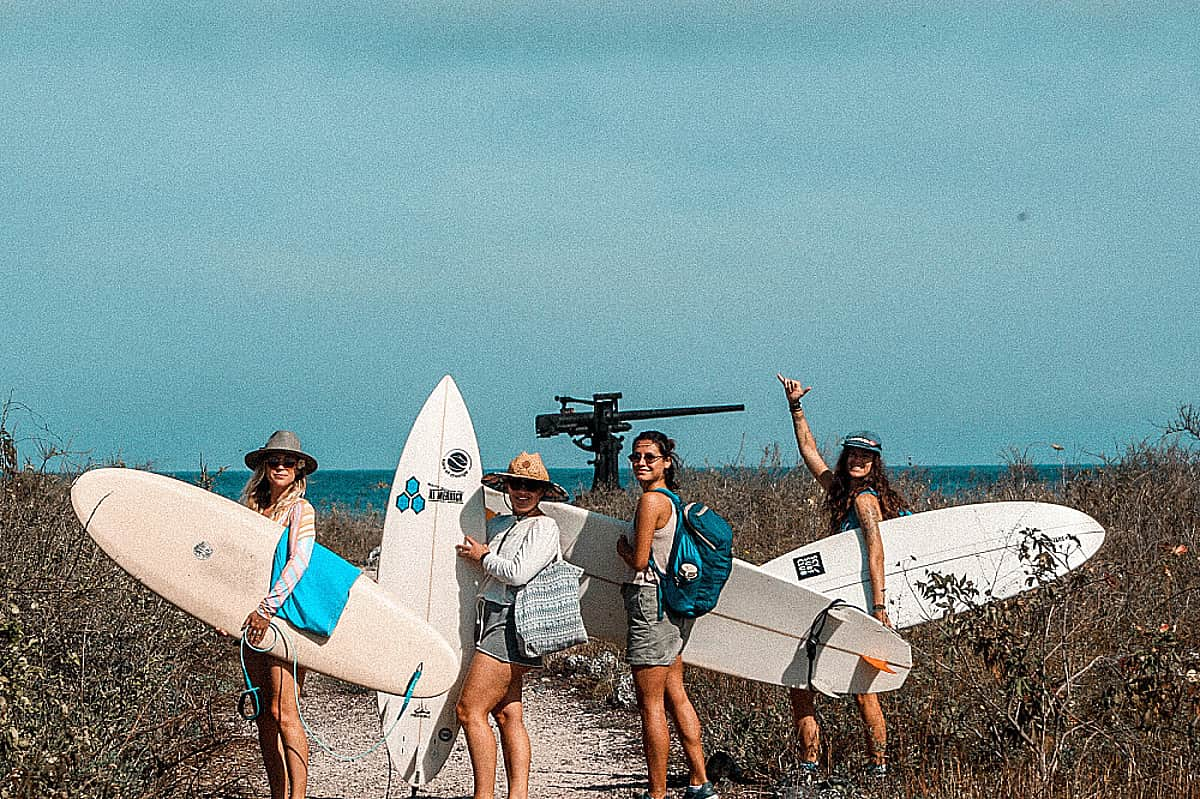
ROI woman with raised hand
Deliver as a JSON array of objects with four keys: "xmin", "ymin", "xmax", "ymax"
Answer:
[
  {"xmin": 455, "ymin": 452, "xmax": 567, "ymax": 799},
  {"xmin": 776, "ymin": 373, "xmax": 910, "ymax": 783},
  {"xmin": 239, "ymin": 430, "xmax": 320, "ymax": 799},
  {"xmin": 616, "ymin": 431, "xmax": 717, "ymax": 799}
]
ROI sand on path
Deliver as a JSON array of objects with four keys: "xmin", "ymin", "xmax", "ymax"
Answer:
[{"xmin": 238, "ymin": 669, "xmax": 647, "ymax": 799}]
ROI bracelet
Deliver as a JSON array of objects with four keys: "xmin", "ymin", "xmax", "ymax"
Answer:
[
  {"xmin": 872, "ymin": 604, "xmax": 886, "ymax": 612},
  {"xmin": 789, "ymin": 399, "xmax": 804, "ymax": 412}
]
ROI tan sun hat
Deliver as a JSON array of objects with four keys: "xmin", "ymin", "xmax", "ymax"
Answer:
[
  {"xmin": 244, "ymin": 430, "xmax": 318, "ymax": 474},
  {"xmin": 481, "ymin": 451, "xmax": 569, "ymax": 502}
]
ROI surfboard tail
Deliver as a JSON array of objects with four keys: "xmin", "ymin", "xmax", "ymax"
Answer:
[{"xmin": 860, "ymin": 654, "xmax": 897, "ymax": 674}]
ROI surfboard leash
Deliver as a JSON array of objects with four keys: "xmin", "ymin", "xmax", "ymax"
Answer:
[
  {"xmin": 803, "ymin": 598, "xmax": 849, "ymax": 697},
  {"xmin": 239, "ymin": 623, "xmax": 423, "ymax": 762},
  {"xmin": 804, "ymin": 598, "xmax": 902, "ymax": 695}
]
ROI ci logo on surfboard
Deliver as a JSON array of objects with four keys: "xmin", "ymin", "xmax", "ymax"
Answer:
[
  {"xmin": 396, "ymin": 477, "xmax": 426, "ymax": 514},
  {"xmin": 396, "ymin": 476, "xmax": 465, "ymax": 513}
]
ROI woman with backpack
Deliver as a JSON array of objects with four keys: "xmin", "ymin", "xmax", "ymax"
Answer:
[
  {"xmin": 616, "ymin": 431, "xmax": 717, "ymax": 799},
  {"xmin": 776, "ymin": 374, "xmax": 911, "ymax": 782}
]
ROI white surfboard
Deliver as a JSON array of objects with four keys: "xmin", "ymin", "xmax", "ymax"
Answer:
[
  {"xmin": 376, "ymin": 376, "xmax": 483, "ymax": 786},
  {"xmin": 760, "ymin": 502, "xmax": 1105, "ymax": 630},
  {"xmin": 484, "ymin": 489, "xmax": 912, "ymax": 696},
  {"xmin": 70, "ymin": 467, "xmax": 457, "ymax": 697}
]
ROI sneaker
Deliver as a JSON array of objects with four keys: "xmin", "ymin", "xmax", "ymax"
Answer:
[
  {"xmin": 684, "ymin": 782, "xmax": 719, "ymax": 799},
  {"xmin": 794, "ymin": 761, "xmax": 821, "ymax": 783},
  {"xmin": 774, "ymin": 763, "xmax": 822, "ymax": 799},
  {"xmin": 862, "ymin": 762, "xmax": 887, "ymax": 780}
]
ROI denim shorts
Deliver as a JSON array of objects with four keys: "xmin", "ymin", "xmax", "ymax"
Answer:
[
  {"xmin": 474, "ymin": 599, "xmax": 543, "ymax": 669},
  {"xmin": 622, "ymin": 583, "xmax": 693, "ymax": 667}
]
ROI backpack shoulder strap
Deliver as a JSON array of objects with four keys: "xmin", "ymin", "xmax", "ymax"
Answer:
[
  {"xmin": 645, "ymin": 488, "xmax": 684, "ymax": 620},
  {"xmin": 650, "ymin": 487, "xmax": 682, "ymax": 506}
]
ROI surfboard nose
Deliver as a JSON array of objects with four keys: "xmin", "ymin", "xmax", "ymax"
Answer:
[{"xmin": 70, "ymin": 467, "xmax": 122, "ymax": 531}]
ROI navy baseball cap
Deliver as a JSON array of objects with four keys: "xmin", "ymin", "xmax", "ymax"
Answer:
[{"xmin": 841, "ymin": 431, "xmax": 882, "ymax": 454}]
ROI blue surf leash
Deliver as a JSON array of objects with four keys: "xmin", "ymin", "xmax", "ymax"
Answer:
[{"xmin": 239, "ymin": 622, "xmax": 423, "ymax": 762}]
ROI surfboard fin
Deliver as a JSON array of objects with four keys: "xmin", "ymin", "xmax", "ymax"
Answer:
[{"xmin": 860, "ymin": 654, "xmax": 896, "ymax": 673}]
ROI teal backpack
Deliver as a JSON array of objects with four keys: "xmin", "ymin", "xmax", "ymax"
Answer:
[{"xmin": 648, "ymin": 488, "xmax": 734, "ymax": 619}]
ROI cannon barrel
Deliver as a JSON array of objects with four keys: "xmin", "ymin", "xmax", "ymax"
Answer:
[
  {"xmin": 535, "ymin": 394, "xmax": 744, "ymax": 490},
  {"xmin": 535, "ymin": 404, "xmax": 744, "ymax": 438},
  {"xmin": 612, "ymin": 404, "xmax": 745, "ymax": 422}
]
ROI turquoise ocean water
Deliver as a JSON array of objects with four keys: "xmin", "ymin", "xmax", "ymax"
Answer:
[{"xmin": 168, "ymin": 464, "xmax": 1084, "ymax": 512}]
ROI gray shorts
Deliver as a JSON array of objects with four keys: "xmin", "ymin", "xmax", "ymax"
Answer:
[
  {"xmin": 622, "ymin": 583, "xmax": 693, "ymax": 667},
  {"xmin": 475, "ymin": 599, "xmax": 543, "ymax": 669}
]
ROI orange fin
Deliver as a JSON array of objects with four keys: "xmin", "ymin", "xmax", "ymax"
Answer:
[{"xmin": 861, "ymin": 654, "xmax": 896, "ymax": 674}]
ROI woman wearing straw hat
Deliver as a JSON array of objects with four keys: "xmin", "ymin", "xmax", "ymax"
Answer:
[
  {"xmin": 455, "ymin": 452, "xmax": 567, "ymax": 799},
  {"xmin": 239, "ymin": 430, "xmax": 322, "ymax": 799},
  {"xmin": 617, "ymin": 431, "xmax": 716, "ymax": 799},
  {"xmin": 776, "ymin": 374, "xmax": 911, "ymax": 783}
]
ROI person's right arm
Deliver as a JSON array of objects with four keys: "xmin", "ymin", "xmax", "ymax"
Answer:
[
  {"xmin": 777, "ymin": 373, "xmax": 833, "ymax": 492},
  {"xmin": 478, "ymin": 516, "xmax": 558, "ymax": 587}
]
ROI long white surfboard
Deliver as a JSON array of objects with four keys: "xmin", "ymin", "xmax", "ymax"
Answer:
[
  {"xmin": 70, "ymin": 468, "xmax": 457, "ymax": 697},
  {"xmin": 376, "ymin": 376, "xmax": 483, "ymax": 786},
  {"xmin": 760, "ymin": 502, "xmax": 1105, "ymax": 630},
  {"xmin": 483, "ymin": 489, "xmax": 912, "ymax": 696}
]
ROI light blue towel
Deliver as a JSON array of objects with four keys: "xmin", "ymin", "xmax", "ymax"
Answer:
[{"xmin": 269, "ymin": 529, "xmax": 361, "ymax": 638}]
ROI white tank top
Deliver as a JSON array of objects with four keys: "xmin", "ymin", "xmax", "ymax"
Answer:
[{"xmin": 629, "ymin": 501, "xmax": 677, "ymax": 586}]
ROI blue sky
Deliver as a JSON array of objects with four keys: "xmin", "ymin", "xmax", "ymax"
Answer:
[{"xmin": 2, "ymin": 3, "xmax": 1197, "ymax": 470}]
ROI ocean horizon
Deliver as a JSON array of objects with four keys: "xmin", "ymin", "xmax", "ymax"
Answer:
[{"xmin": 168, "ymin": 463, "xmax": 1086, "ymax": 512}]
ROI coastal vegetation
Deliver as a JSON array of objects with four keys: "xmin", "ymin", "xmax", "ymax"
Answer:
[{"xmin": 1, "ymin": 403, "xmax": 1197, "ymax": 797}]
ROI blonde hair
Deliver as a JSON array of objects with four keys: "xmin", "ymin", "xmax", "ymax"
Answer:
[{"xmin": 240, "ymin": 463, "xmax": 308, "ymax": 521}]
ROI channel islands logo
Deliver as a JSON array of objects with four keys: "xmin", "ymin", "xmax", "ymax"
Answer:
[
  {"xmin": 442, "ymin": 449, "xmax": 471, "ymax": 478},
  {"xmin": 396, "ymin": 476, "xmax": 425, "ymax": 514}
]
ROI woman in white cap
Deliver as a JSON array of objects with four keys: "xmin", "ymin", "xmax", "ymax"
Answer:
[
  {"xmin": 455, "ymin": 452, "xmax": 567, "ymax": 799},
  {"xmin": 777, "ymin": 374, "xmax": 911, "ymax": 783},
  {"xmin": 240, "ymin": 430, "xmax": 321, "ymax": 799},
  {"xmin": 616, "ymin": 430, "xmax": 716, "ymax": 799}
]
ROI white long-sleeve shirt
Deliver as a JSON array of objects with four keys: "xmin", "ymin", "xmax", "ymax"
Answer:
[{"xmin": 478, "ymin": 514, "xmax": 561, "ymax": 605}]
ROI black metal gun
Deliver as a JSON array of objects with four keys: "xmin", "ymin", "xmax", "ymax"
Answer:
[{"xmin": 536, "ymin": 393, "xmax": 744, "ymax": 491}]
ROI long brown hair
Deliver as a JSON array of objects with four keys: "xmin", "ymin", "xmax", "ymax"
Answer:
[
  {"xmin": 632, "ymin": 430, "xmax": 680, "ymax": 491},
  {"xmin": 825, "ymin": 448, "xmax": 908, "ymax": 532}
]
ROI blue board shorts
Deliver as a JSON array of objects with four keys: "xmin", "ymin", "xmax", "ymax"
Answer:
[{"xmin": 622, "ymin": 583, "xmax": 694, "ymax": 667}]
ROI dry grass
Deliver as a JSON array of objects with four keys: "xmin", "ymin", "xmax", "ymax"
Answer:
[
  {"xmin": 567, "ymin": 443, "xmax": 1200, "ymax": 798},
  {"xmin": 0, "ymin": 470, "xmax": 248, "ymax": 799},
  {"xmin": 3, "ymin": 402, "xmax": 1197, "ymax": 798}
]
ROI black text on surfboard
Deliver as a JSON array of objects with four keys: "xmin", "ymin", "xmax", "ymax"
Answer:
[{"xmin": 792, "ymin": 552, "xmax": 826, "ymax": 580}]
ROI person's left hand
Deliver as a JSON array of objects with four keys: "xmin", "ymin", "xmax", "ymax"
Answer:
[
  {"xmin": 456, "ymin": 535, "xmax": 488, "ymax": 562},
  {"xmin": 242, "ymin": 610, "xmax": 270, "ymax": 647},
  {"xmin": 874, "ymin": 607, "xmax": 892, "ymax": 630}
]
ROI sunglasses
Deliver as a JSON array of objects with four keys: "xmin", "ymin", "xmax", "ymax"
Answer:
[
  {"xmin": 627, "ymin": 453, "xmax": 664, "ymax": 465},
  {"xmin": 506, "ymin": 477, "xmax": 544, "ymax": 492},
  {"xmin": 266, "ymin": 457, "xmax": 299, "ymax": 469}
]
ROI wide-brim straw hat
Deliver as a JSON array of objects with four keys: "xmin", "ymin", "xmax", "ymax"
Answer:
[
  {"xmin": 481, "ymin": 451, "xmax": 568, "ymax": 502},
  {"xmin": 244, "ymin": 430, "xmax": 319, "ymax": 474}
]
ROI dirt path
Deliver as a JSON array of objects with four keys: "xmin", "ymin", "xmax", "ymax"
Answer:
[{"xmin": 236, "ymin": 670, "xmax": 650, "ymax": 799}]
